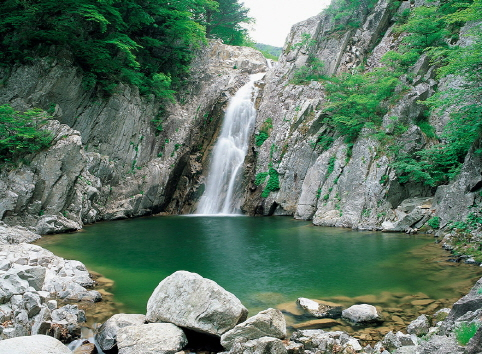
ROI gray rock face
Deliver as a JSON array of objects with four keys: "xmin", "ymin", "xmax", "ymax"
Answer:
[
  {"xmin": 466, "ymin": 325, "xmax": 482, "ymax": 354},
  {"xmin": 290, "ymin": 329, "xmax": 362, "ymax": 352},
  {"xmin": 116, "ymin": 323, "xmax": 187, "ymax": 354},
  {"xmin": 221, "ymin": 308, "xmax": 286, "ymax": 350},
  {"xmin": 0, "ymin": 222, "xmax": 40, "ymax": 244},
  {"xmin": 96, "ymin": 313, "xmax": 146, "ymax": 351},
  {"xmin": 228, "ymin": 337, "xmax": 288, "ymax": 354},
  {"xmin": 439, "ymin": 277, "xmax": 482, "ymax": 334},
  {"xmin": 407, "ymin": 314, "xmax": 430, "ymax": 336},
  {"xmin": 0, "ymin": 334, "xmax": 71, "ymax": 354},
  {"xmin": 146, "ymin": 271, "xmax": 248, "ymax": 336},
  {"xmin": 296, "ymin": 298, "xmax": 342, "ymax": 319},
  {"xmin": 341, "ymin": 304, "xmax": 381, "ymax": 324},
  {"xmin": 0, "ymin": 242, "xmax": 98, "ymax": 341},
  {"xmin": 0, "ymin": 40, "xmax": 267, "ymax": 229},
  {"xmin": 418, "ymin": 335, "xmax": 464, "ymax": 354}
]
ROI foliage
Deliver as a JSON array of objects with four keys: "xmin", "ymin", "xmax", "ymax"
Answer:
[
  {"xmin": 205, "ymin": 0, "xmax": 252, "ymax": 45},
  {"xmin": 255, "ymin": 131, "xmax": 269, "ymax": 147},
  {"xmin": 455, "ymin": 322, "xmax": 480, "ymax": 345},
  {"xmin": 322, "ymin": 67, "xmax": 402, "ymax": 143},
  {"xmin": 324, "ymin": 0, "xmax": 379, "ymax": 31},
  {"xmin": 427, "ymin": 216, "xmax": 441, "ymax": 229},
  {"xmin": 261, "ymin": 168, "xmax": 280, "ymax": 198},
  {"xmin": 0, "ymin": 104, "xmax": 53, "ymax": 165},
  {"xmin": 291, "ymin": 56, "xmax": 326, "ymax": 84},
  {"xmin": 387, "ymin": 0, "xmax": 482, "ymax": 186},
  {"xmin": 255, "ymin": 118, "xmax": 273, "ymax": 147},
  {"xmin": 326, "ymin": 156, "xmax": 336, "ymax": 177},
  {"xmin": 254, "ymin": 43, "xmax": 282, "ymax": 60},
  {"xmin": 0, "ymin": 0, "xmax": 250, "ymax": 97},
  {"xmin": 313, "ymin": 135, "xmax": 334, "ymax": 152},
  {"xmin": 254, "ymin": 172, "xmax": 268, "ymax": 185}
]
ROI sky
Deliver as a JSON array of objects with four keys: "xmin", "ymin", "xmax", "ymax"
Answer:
[{"xmin": 241, "ymin": 0, "xmax": 333, "ymax": 47}]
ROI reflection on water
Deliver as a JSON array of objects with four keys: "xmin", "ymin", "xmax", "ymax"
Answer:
[{"xmin": 36, "ymin": 215, "xmax": 482, "ymax": 336}]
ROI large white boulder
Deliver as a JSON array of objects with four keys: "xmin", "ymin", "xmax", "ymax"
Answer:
[
  {"xmin": 221, "ymin": 308, "xmax": 286, "ymax": 350},
  {"xmin": 0, "ymin": 334, "xmax": 71, "ymax": 354},
  {"xmin": 116, "ymin": 323, "xmax": 187, "ymax": 354},
  {"xmin": 341, "ymin": 304, "xmax": 382, "ymax": 324},
  {"xmin": 146, "ymin": 271, "xmax": 248, "ymax": 336}
]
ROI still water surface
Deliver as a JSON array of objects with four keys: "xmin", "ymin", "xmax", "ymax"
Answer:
[{"xmin": 36, "ymin": 216, "xmax": 482, "ymax": 316}]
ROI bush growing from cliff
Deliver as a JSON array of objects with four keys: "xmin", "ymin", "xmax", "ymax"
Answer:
[
  {"xmin": 455, "ymin": 322, "xmax": 480, "ymax": 345},
  {"xmin": 0, "ymin": 104, "xmax": 53, "ymax": 165}
]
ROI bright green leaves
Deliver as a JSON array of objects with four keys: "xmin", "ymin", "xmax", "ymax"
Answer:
[
  {"xmin": 322, "ymin": 67, "xmax": 402, "ymax": 143},
  {"xmin": 0, "ymin": 105, "xmax": 53, "ymax": 165},
  {"xmin": 395, "ymin": 6, "xmax": 448, "ymax": 51},
  {"xmin": 206, "ymin": 0, "xmax": 252, "ymax": 45},
  {"xmin": 0, "ymin": 0, "xmax": 230, "ymax": 98}
]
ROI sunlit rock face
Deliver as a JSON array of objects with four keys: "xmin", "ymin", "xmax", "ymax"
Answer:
[{"xmin": 240, "ymin": 0, "xmax": 479, "ymax": 234}]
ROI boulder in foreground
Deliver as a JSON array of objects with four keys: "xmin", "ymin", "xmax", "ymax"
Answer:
[
  {"xmin": 146, "ymin": 271, "xmax": 248, "ymax": 336},
  {"xmin": 0, "ymin": 334, "xmax": 71, "ymax": 354},
  {"xmin": 116, "ymin": 323, "xmax": 187, "ymax": 354},
  {"xmin": 221, "ymin": 308, "xmax": 286, "ymax": 350}
]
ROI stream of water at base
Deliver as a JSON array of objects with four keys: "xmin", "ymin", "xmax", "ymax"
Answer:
[{"xmin": 36, "ymin": 215, "xmax": 482, "ymax": 333}]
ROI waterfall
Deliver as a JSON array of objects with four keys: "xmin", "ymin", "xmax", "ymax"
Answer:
[{"xmin": 196, "ymin": 73, "xmax": 265, "ymax": 215}]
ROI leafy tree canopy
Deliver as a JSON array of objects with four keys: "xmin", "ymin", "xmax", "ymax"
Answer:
[
  {"xmin": 206, "ymin": 0, "xmax": 252, "ymax": 45},
  {"xmin": 0, "ymin": 0, "xmax": 251, "ymax": 97}
]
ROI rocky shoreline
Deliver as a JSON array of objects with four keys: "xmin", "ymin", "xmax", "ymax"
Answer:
[{"xmin": 0, "ymin": 224, "xmax": 482, "ymax": 354}]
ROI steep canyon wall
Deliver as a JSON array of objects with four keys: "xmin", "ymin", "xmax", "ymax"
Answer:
[{"xmin": 0, "ymin": 0, "xmax": 480, "ymax": 237}]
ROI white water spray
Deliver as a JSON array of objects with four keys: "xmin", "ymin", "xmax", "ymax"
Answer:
[{"xmin": 196, "ymin": 73, "xmax": 265, "ymax": 215}]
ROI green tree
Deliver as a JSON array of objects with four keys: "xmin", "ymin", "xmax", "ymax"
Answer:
[
  {"xmin": 0, "ymin": 105, "xmax": 53, "ymax": 165},
  {"xmin": 0, "ymin": 0, "xmax": 216, "ymax": 97},
  {"xmin": 206, "ymin": 0, "xmax": 252, "ymax": 45}
]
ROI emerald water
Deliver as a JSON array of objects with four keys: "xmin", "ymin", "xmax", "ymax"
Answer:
[{"xmin": 37, "ymin": 216, "xmax": 482, "ymax": 320}]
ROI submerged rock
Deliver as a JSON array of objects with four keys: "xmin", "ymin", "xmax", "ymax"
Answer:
[
  {"xmin": 221, "ymin": 308, "xmax": 286, "ymax": 350},
  {"xmin": 116, "ymin": 323, "xmax": 187, "ymax": 354},
  {"xmin": 296, "ymin": 298, "xmax": 343, "ymax": 319},
  {"xmin": 146, "ymin": 271, "xmax": 248, "ymax": 336},
  {"xmin": 341, "ymin": 304, "xmax": 382, "ymax": 324}
]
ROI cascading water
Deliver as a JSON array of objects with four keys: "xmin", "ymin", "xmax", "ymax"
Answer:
[{"xmin": 196, "ymin": 73, "xmax": 265, "ymax": 215}]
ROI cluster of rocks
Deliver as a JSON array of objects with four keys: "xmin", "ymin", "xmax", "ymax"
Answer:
[
  {"xmin": 1, "ymin": 269, "xmax": 482, "ymax": 354},
  {"xmin": 0, "ymin": 232, "xmax": 101, "ymax": 342}
]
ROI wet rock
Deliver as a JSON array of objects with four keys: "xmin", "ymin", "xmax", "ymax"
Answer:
[
  {"xmin": 146, "ymin": 271, "xmax": 248, "ymax": 336},
  {"xmin": 72, "ymin": 341, "xmax": 97, "ymax": 354},
  {"xmin": 291, "ymin": 318, "xmax": 341, "ymax": 330},
  {"xmin": 49, "ymin": 304, "xmax": 86, "ymax": 342},
  {"xmin": 341, "ymin": 304, "xmax": 382, "ymax": 324},
  {"xmin": 95, "ymin": 313, "xmax": 146, "ymax": 351},
  {"xmin": 220, "ymin": 308, "xmax": 286, "ymax": 350},
  {"xmin": 407, "ymin": 314, "xmax": 430, "ymax": 336},
  {"xmin": 116, "ymin": 323, "xmax": 188, "ymax": 354},
  {"xmin": 0, "ymin": 334, "xmax": 71, "ymax": 354},
  {"xmin": 296, "ymin": 298, "xmax": 342, "ymax": 319},
  {"xmin": 228, "ymin": 337, "xmax": 287, "ymax": 354}
]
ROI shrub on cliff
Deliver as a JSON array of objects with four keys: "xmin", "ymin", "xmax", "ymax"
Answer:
[{"xmin": 0, "ymin": 104, "xmax": 53, "ymax": 165}]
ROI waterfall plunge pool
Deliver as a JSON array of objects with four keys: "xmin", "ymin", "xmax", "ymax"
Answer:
[{"xmin": 36, "ymin": 216, "xmax": 482, "ymax": 334}]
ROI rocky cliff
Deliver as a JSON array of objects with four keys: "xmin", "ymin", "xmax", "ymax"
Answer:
[
  {"xmin": 0, "ymin": 42, "xmax": 267, "ymax": 233},
  {"xmin": 0, "ymin": 0, "xmax": 480, "ymax": 242},
  {"xmin": 241, "ymin": 0, "xmax": 482, "ymax": 238}
]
